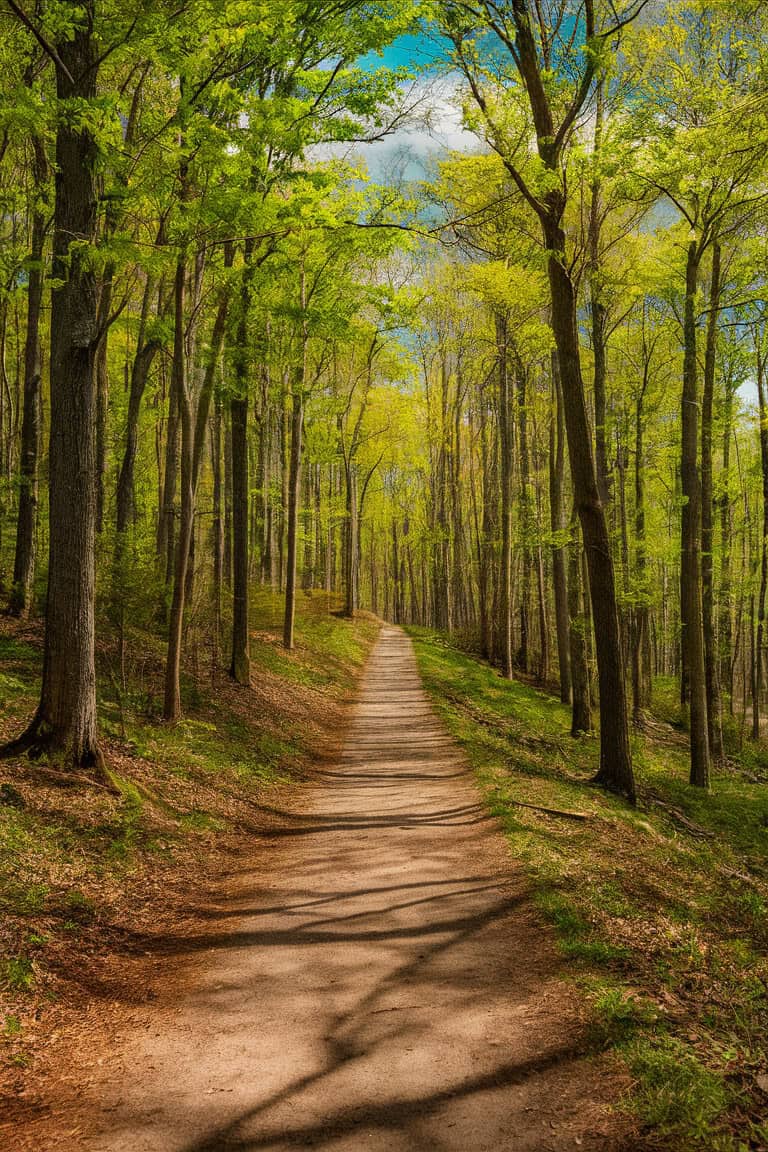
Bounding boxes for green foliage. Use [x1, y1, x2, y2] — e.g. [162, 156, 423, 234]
[1, 955, 35, 993]
[623, 1036, 728, 1145]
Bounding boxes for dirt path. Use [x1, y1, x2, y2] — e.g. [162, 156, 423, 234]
[61, 626, 625, 1151]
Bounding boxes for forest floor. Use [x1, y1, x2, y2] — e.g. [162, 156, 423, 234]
[0, 593, 379, 1148]
[410, 630, 768, 1152]
[1, 612, 767, 1151]
[0, 621, 633, 1152]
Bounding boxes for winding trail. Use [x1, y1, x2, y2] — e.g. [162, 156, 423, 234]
[78, 626, 624, 1151]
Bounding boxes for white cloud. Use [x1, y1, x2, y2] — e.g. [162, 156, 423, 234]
[316, 78, 483, 184]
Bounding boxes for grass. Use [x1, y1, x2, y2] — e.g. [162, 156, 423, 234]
[408, 627, 768, 1152]
[0, 592, 379, 1078]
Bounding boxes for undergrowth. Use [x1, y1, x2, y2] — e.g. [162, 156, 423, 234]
[408, 627, 768, 1152]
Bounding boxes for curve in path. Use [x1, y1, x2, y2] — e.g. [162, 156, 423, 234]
[81, 626, 623, 1152]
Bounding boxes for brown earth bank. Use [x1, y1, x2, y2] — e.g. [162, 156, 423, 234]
[5, 626, 634, 1152]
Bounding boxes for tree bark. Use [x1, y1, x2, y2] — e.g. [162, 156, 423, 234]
[702, 241, 723, 758]
[718, 380, 734, 710]
[589, 79, 610, 507]
[283, 267, 307, 650]
[496, 313, 513, 679]
[2, 13, 104, 773]
[680, 241, 710, 786]
[550, 352, 571, 702]
[545, 217, 634, 799]
[632, 363, 651, 722]
[10, 135, 47, 618]
[753, 331, 768, 742]
[569, 514, 592, 736]
[163, 253, 192, 721]
[230, 242, 254, 683]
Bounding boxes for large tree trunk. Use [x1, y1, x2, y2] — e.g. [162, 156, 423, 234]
[545, 217, 634, 800]
[2, 14, 104, 772]
[680, 241, 711, 787]
[9, 135, 47, 618]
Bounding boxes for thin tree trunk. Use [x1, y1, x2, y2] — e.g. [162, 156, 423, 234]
[164, 252, 192, 721]
[10, 135, 47, 618]
[680, 241, 710, 787]
[753, 334, 768, 741]
[632, 367, 650, 722]
[230, 242, 254, 683]
[115, 275, 162, 536]
[589, 79, 610, 507]
[719, 382, 734, 711]
[212, 390, 223, 663]
[497, 314, 513, 679]
[569, 514, 592, 736]
[550, 353, 571, 702]
[283, 267, 307, 650]
[702, 241, 723, 759]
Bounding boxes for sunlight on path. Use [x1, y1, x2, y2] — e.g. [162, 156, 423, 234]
[82, 627, 619, 1152]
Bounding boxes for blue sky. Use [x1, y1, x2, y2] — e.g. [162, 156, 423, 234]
[359, 31, 450, 73]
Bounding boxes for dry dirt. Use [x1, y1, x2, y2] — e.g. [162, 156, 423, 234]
[11, 626, 631, 1151]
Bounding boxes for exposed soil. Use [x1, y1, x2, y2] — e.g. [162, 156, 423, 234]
[10, 626, 631, 1151]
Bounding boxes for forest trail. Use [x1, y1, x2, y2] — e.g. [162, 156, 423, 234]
[67, 626, 624, 1152]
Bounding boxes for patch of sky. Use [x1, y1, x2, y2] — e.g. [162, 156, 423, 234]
[357, 31, 450, 74]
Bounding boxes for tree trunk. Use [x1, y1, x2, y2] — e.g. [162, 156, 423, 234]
[753, 333, 768, 742]
[343, 462, 359, 617]
[680, 241, 710, 787]
[589, 80, 610, 507]
[230, 390, 250, 679]
[545, 217, 634, 800]
[283, 264, 308, 650]
[550, 352, 571, 702]
[496, 313, 513, 679]
[569, 514, 592, 736]
[632, 368, 650, 722]
[702, 241, 723, 758]
[163, 254, 192, 721]
[212, 391, 223, 663]
[230, 243, 254, 683]
[10, 135, 47, 618]
[2, 15, 104, 773]
[718, 380, 734, 710]
[115, 276, 162, 536]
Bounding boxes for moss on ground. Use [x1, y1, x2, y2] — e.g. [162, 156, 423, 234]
[408, 627, 768, 1152]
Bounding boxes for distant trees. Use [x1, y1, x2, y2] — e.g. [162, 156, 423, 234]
[2, 0, 768, 801]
